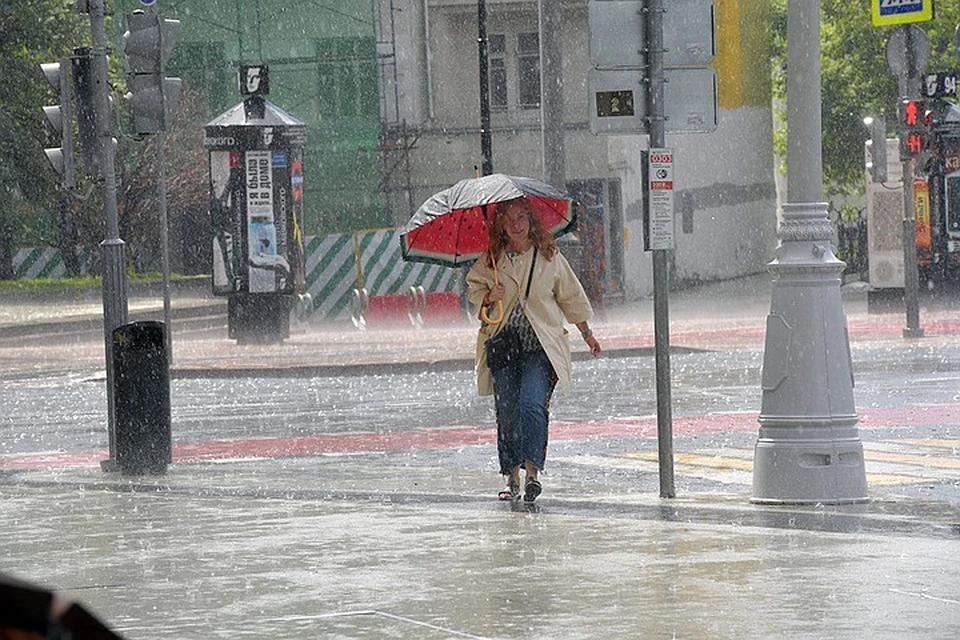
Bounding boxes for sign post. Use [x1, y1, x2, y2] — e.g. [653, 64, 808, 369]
[586, 0, 715, 498]
[587, 0, 717, 135]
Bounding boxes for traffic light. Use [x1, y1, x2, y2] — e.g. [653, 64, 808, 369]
[70, 48, 102, 178]
[863, 115, 887, 183]
[40, 59, 76, 189]
[123, 10, 181, 135]
[900, 98, 929, 159]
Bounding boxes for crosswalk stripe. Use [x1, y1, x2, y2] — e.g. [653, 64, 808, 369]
[603, 445, 949, 487]
[864, 450, 960, 470]
[617, 451, 752, 470]
[895, 438, 960, 450]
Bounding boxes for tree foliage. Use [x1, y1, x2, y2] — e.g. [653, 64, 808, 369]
[0, 4, 209, 277]
[118, 83, 209, 273]
[770, 0, 960, 196]
[0, 1, 87, 276]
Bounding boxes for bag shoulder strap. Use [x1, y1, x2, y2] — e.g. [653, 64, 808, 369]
[523, 249, 537, 302]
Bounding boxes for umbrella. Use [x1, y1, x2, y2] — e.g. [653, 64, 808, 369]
[399, 173, 575, 268]
[0, 572, 124, 639]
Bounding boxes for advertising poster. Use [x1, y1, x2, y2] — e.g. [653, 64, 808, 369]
[208, 148, 295, 295]
[914, 176, 931, 265]
[210, 150, 246, 295]
[204, 97, 306, 296]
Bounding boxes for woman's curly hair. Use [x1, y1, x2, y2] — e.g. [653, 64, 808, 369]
[485, 198, 557, 267]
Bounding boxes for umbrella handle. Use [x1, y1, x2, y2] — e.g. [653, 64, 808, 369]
[480, 299, 504, 325]
[480, 250, 504, 324]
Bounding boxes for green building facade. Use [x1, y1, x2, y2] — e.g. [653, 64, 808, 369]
[114, 0, 385, 236]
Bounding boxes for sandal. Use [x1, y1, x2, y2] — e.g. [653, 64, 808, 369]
[498, 482, 521, 501]
[523, 478, 542, 503]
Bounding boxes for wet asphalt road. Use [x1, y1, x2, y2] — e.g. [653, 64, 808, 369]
[2, 341, 958, 457]
[2, 481, 959, 639]
[2, 282, 960, 638]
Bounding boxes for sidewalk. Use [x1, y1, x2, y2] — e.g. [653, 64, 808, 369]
[2, 274, 960, 639]
[3, 273, 960, 378]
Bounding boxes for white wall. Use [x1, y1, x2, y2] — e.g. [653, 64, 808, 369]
[379, 0, 778, 300]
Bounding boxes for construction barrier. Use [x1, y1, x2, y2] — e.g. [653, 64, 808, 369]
[12, 227, 460, 326]
[421, 291, 464, 325]
[13, 247, 92, 279]
[347, 287, 465, 329]
[13, 248, 68, 278]
[303, 228, 460, 323]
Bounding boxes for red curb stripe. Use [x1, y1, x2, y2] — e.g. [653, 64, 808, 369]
[2, 404, 957, 471]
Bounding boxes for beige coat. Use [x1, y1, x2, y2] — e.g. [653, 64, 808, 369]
[466, 247, 593, 397]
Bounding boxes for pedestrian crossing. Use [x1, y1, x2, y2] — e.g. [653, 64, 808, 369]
[554, 437, 959, 489]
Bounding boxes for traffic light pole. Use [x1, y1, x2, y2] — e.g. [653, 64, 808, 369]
[90, 0, 128, 470]
[645, 0, 675, 500]
[898, 25, 924, 339]
[158, 130, 173, 363]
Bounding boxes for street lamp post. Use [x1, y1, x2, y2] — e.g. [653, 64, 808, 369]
[751, 0, 868, 504]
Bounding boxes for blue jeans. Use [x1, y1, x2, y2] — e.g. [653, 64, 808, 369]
[493, 348, 556, 476]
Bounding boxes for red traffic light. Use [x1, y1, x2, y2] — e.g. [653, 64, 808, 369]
[902, 99, 928, 128]
[900, 130, 927, 159]
[906, 132, 925, 154]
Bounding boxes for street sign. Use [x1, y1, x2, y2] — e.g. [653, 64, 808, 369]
[885, 25, 929, 78]
[589, 67, 717, 134]
[589, 0, 714, 69]
[588, 0, 716, 135]
[646, 149, 675, 251]
[923, 71, 959, 98]
[872, 0, 933, 27]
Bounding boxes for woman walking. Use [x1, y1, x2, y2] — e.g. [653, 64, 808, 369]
[467, 197, 602, 502]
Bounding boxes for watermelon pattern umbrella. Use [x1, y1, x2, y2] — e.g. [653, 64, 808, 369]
[399, 173, 576, 268]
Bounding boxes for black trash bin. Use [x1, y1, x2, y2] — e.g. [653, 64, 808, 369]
[112, 321, 171, 475]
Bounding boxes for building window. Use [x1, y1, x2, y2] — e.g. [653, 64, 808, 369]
[517, 32, 540, 109]
[488, 34, 507, 110]
[316, 37, 378, 118]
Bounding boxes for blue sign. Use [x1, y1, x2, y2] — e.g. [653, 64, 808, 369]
[872, 0, 932, 26]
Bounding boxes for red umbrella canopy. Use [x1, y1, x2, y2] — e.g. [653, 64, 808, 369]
[400, 173, 575, 266]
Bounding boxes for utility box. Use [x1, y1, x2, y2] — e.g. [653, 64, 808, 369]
[865, 138, 906, 291]
[204, 65, 307, 344]
[113, 321, 171, 476]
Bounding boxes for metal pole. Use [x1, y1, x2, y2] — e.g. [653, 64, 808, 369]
[156, 10, 174, 363]
[158, 132, 173, 363]
[900, 25, 924, 339]
[751, 0, 866, 504]
[91, 0, 127, 470]
[645, 0, 674, 499]
[539, 0, 564, 190]
[477, 0, 493, 176]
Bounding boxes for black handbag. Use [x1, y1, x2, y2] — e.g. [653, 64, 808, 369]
[483, 250, 536, 372]
[484, 325, 521, 371]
